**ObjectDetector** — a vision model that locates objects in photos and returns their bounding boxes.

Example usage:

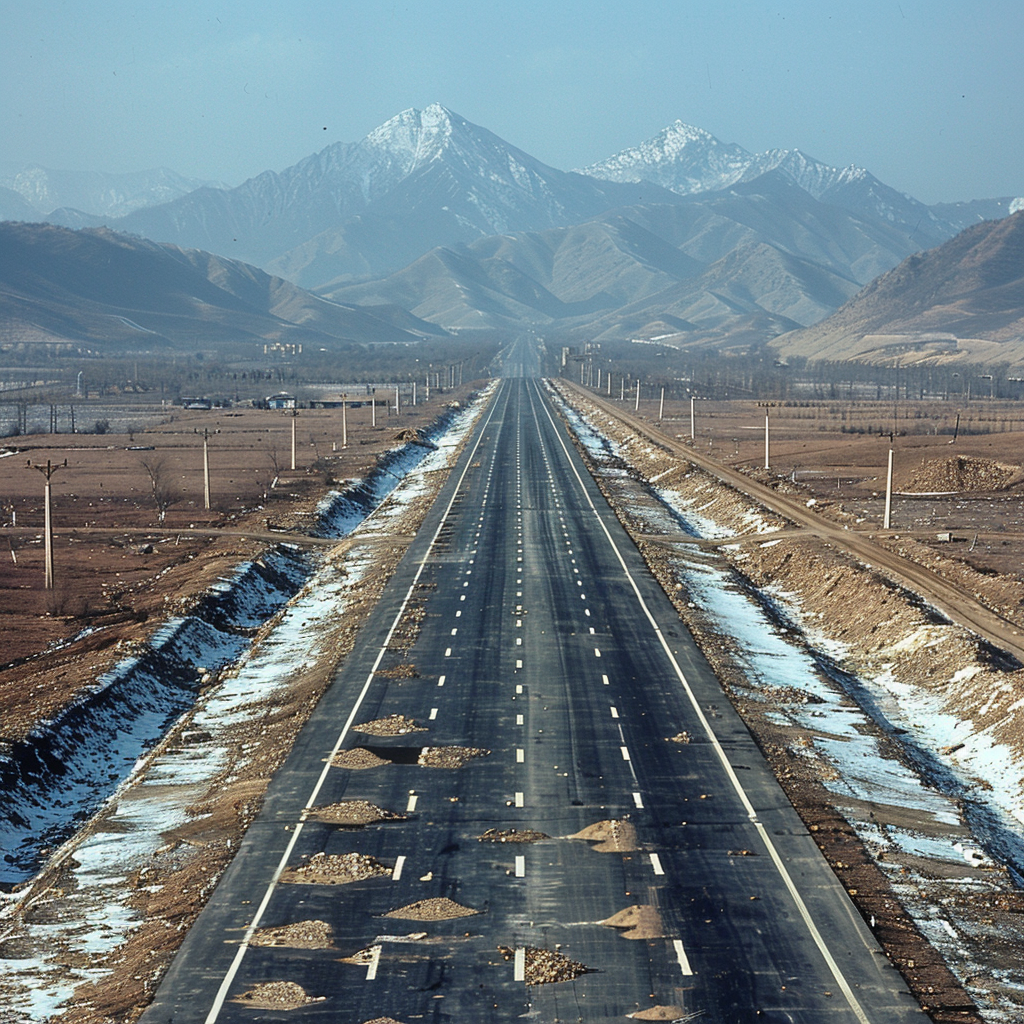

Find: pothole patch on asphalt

[250,919,334,949]
[600,904,665,939]
[330,747,392,770]
[417,745,490,768]
[384,897,480,921]
[283,852,391,885]
[309,800,405,825]
[569,819,639,852]
[478,827,549,843]
[355,714,427,736]
[497,945,591,985]
[232,981,325,1009]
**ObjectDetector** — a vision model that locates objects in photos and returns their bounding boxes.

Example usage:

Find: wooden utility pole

[28,458,67,590]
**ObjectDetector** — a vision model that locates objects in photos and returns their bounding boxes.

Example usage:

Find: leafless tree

[139,456,177,523]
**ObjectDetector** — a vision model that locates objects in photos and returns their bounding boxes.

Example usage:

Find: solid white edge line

[537,381,873,1024]
[202,381,503,1023]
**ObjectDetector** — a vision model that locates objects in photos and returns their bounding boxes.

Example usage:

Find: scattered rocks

[478,827,549,843]
[569,819,639,852]
[283,852,391,885]
[330,747,391,770]
[308,800,404,825]
[250,919,333,949]
[600,904,665,939]
[497,945,591,985]
[377,661,419,677]
[354,714,427,736]
[233,981,324,1009]
[385,897,479,921]
[417,745,490,768]
[668,731,691,744]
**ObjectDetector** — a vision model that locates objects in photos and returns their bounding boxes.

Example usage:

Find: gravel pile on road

[355,714,427,736]
[338,944,380,965]
[478,828,549,843]
[668,731,691,744]
[417,745,490,768]
[385,897,479,921]
[309,801,405,825]
[330,747,392,770]
[250,919,333,949]
[570,819,639,852]
[497,945,591,985]
[284,852,391,885]
[361,1018,409,1024]
[233,981,324,1009]
[601,904,665,939]
[627,1006,687,1020]
[377,661,419,678]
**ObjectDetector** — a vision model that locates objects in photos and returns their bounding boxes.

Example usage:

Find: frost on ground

[554,383,1024,1022]
[0,389,492,1024]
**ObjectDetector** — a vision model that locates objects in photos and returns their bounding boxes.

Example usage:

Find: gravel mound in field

[250,919,333,949]
[330,747,391,770]
[284,851,391,885]
[233,981,324,1009]
[601,904,665,939]
[384,897,479,921]
[905,454,1020,493]
[309,800,404,825]
[417,745,490,768]
[569,819,639,852]
[497,945,591,985]
[354,714,426,736]
[478,827,549,843]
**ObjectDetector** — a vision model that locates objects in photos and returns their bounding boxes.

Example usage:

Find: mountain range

[2,103,1021,361]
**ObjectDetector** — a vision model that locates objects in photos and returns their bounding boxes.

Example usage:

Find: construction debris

[283,852,391,885]
[385,898,479,921]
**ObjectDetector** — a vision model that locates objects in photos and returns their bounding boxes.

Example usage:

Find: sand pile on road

[284,852,391,885]
[385,898,479,921]
[250,920,333,949]
[478,828,549,843]
[355,714,426,736]
[417,745,490,768]
[330,747,391,770]
[309,801,404,825]
[601,905,666,939]
[570,819,639,852]
[628,1007,686,1020]
[904,454,1021,493]
[233,981,324,1008]
[497,945,591,985]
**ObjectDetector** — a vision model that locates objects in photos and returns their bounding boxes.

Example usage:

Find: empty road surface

[141,373,923,1023]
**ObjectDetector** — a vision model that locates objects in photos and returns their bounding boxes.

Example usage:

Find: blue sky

[2,0,1020,204]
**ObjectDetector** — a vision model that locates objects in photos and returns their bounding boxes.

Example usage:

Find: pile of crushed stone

[330,747,392,770]
[627,1007,687,1021]
[904,454,1020,493]
[497,945,591,985]
[250,919,333,949]
[284,851,391,885]
[377,662,419,678]
[569,819,639,852]
[233,981,324,1009]
[601,904,665,939]
[417,745,490,768]
[385,897,479,921]
[478,827,549,843]
[355,714,427,736]
[309,800,404,825]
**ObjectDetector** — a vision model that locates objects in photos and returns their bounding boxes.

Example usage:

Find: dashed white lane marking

[516,714,524,725]
[602,674,609,686]
[516,748,525,763]
[589,627,595,634]
[366,944,382,981]
[429,708,438,721]
[445,648,452,657]
[392,855,407,880]
[632,792,644,809]
[456,610,462,617]
[438,674,446,687]
[610,707,619,719]
[514,947,526,981]
[594,648,602,658]
[516,659,523,669]
[673,939,694,976]
[516,684,523,694]
[584,608,591,617]
[406,794,418,813]
[649,853,664,876]
[620,746,631,761]
[515,637,522,646]
[515,855,525,878]
[451,628,458,636]
[460,594,466,601]
[515,791,524,808]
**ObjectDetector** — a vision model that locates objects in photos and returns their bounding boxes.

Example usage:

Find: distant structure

[266,392,296,410]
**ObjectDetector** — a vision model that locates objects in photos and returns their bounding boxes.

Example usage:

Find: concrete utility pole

[395,385,401,415]
[290,410,297,471]
[765,406,771,470]
[634,381,640,411]
[659,386,665,422]
[29,458,67,590]
[341,394,348,448]
[202,428,211,510]
[607,372,611,396]
[883,445,894,530]
[690,395,696,440]
[371,389,377,428]
[620,378,625,402]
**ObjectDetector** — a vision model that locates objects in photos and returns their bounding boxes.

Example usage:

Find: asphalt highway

[141,368,925,1023]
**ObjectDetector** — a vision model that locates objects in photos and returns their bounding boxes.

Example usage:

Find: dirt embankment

[558,386,1024,1024]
